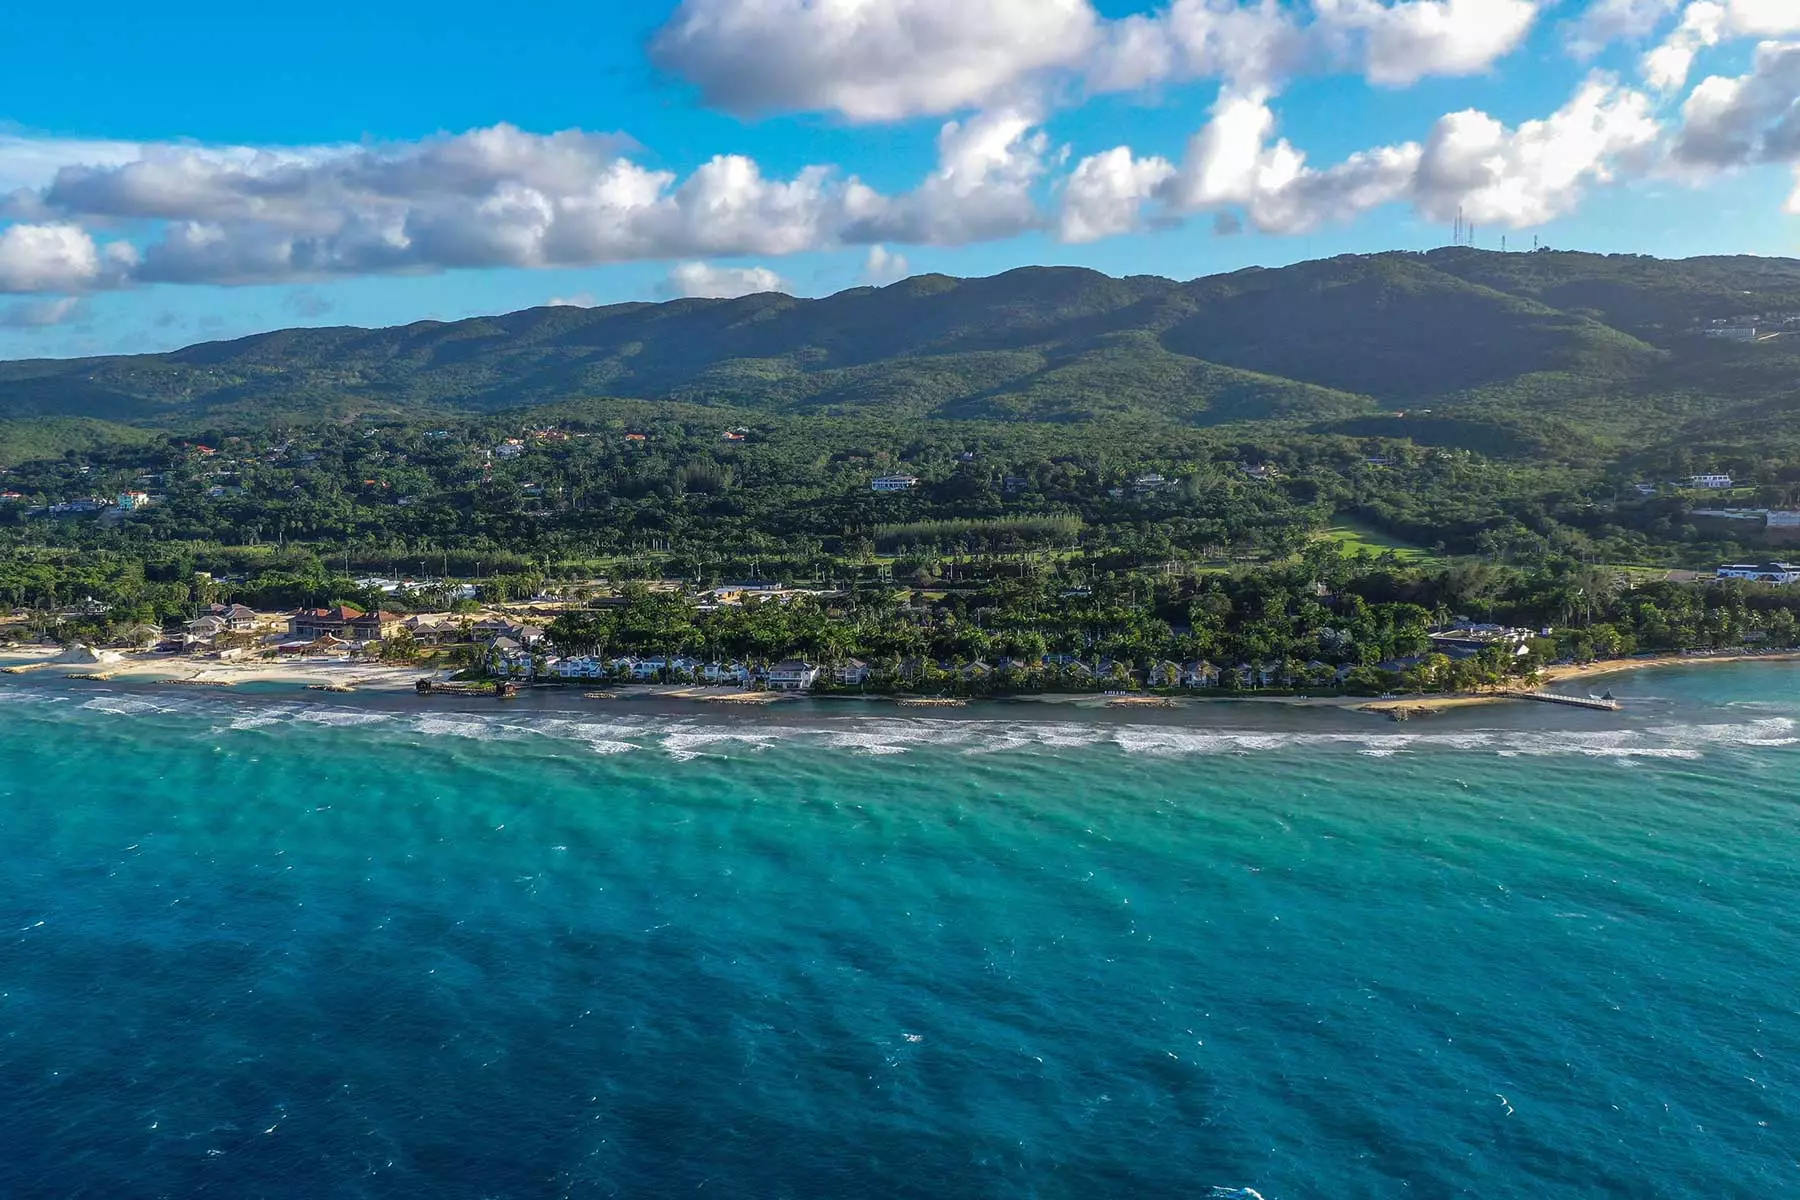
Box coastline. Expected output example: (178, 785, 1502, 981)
(0, 646, 1794, 716)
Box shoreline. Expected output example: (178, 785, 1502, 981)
(0, 646, 1793, 716)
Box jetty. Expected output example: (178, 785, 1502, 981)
(416, 679, 520, 699)
(1504, 689, 1621, 712)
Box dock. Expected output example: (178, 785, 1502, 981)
(416, 679, 519, 699)
(1505, 690, 1621, 711)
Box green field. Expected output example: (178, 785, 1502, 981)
(1320, 518, 1437, 562)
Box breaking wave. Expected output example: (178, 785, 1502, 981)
(6, 681, 1797, 764)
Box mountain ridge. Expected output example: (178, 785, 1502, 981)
(5, 249, 1799, 458)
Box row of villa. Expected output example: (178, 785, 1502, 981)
(485, 652, 1428, 692)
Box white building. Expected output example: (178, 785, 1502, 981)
(551, 656, 609, 679)
(871, 475, 920, 493)
(1704, 326, 1758, 342)
(493, 440, 526, 459)
(767, 660, 820, 690)
(833, 659, 871, 686)
(1718, 563, 1800, 585)
(702, 662, 750, 685)
(1690, 474, 1734, 489)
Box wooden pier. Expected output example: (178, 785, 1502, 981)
(1504, 690, 1621, 712)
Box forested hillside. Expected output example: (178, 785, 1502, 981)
(3, 249, 1799, 465)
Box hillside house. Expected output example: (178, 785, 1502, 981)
(1718, 562, 1800, 585)
(1690, 474, 1734, 489)
(871, 475, 920, 493)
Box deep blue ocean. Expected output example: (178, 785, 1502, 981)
(2, 665, 1797, 1198)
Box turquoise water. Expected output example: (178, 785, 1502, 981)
(2, 667, 1797, 1198)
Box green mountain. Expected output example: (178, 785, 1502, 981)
(2, 248, 1796, 458)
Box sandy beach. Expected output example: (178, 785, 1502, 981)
(0, 645, 1794, 709)
(0, 647, 441, 693)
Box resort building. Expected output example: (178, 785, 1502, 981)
(833, 660, 871, 686)
(1690, 474, 1735, 489)
(1717, 563, 1800, 585)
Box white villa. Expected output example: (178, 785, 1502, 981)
(767, 660, 820, 690)
(1718, 563, 1800, 585)
(871, 475, 921, 493)
(1690, 474, 1735, 489)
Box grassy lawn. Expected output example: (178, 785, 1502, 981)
(1320, 518, 1437, 562)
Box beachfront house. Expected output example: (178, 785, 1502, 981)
(204, 603, 259, 632)
(1717, 562, 1800, 585)
(551, 656, 608, 679)
(833, 659, 871, 686)
(767, 660, 820, 691)
(290, 606, 364, 639)
(403, 615, 457, 645)
(703, 661, 751, 685)
(1181, 661, 1221, 689)
(349, 611, 405, 643)
(183, 616, 229, 648)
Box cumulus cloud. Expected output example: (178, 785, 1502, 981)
(0, 295, 86, 328)
(0, 222, 136, 292)
(1313, 0, 1541, 88)
(1059, 146, 1179, 242)
(546, 291, 599, 307)
(1672, 40, 1800, 167)
(651, 0, 1098, 121)
(1056, 74, 1659, 239)
(843, 107, 1054, 245)
(652, 0, 1544, 123)
(1566, 0, 1682, 58)
(1641, 1, 1800, 90)
(664, 261, 787, 299)
(1414, 77, 1661, 224)
(862, 245, 910, 284)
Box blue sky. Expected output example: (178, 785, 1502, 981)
(1, 0, 1798, 359)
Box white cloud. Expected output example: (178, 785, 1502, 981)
(0, 295, 86, 328)
(664, 261, 787, 299)
(1566, 0, 1681, 58)
(1640, 0, 1800, 91)
(1088, 0, 1308, 96)
(650, 0, 1544, 124)
(1414, 76, 1661, 225)
(651, 0, 1098, 121)
(1314, 0, 1541, 88)
(0, 115, 1074, 293)
(546, 291, 599, 307)
(843, 106, 1054, 244)
(1059, 146, 1178, 242)
(1672, 40, 1800, 167)
(0, 222, 136, 292)
(862, 245, 910, 283)
(1056, 73, 1660, 240)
